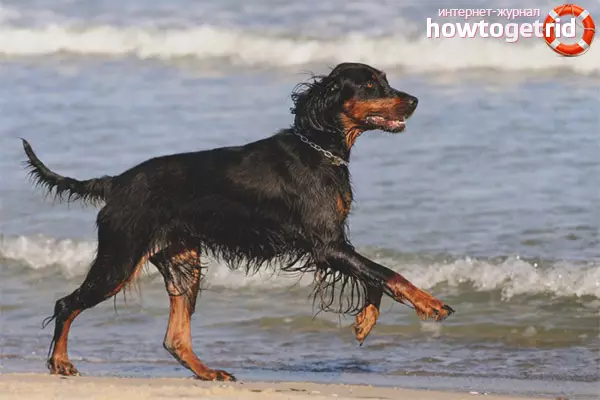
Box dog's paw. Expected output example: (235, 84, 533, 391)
(196, 369, 237, 382)
(48, 358, 80, 376)
(214, 370, 237, 382)
(353, 304, 379, 345)
(413, 296, 455, 322)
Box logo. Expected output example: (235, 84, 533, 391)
(429, 5, 596, 56)
(543, 4, 595, 56)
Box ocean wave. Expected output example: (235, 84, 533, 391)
(1, 235, 598, 299)
(0, 4, 19, 24)
(0, 23, 598, 73)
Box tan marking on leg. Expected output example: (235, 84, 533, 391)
(171, 249, 199, 264)
(162, 250, 235, 381)
(353, 304, 379, 345)
(48, 250, 156, 376)
(106, 253, 152, 298)
(387, 275, 454, 321)
(353, 285, 382, 345)
(48, 309, 82, 376)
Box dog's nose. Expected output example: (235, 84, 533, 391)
(405, 96, 418, 113)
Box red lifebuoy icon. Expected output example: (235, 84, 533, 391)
(543, 4, 596, 56)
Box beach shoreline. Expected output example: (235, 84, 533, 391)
(0, 373, 554, 400)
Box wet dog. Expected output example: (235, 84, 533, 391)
(23, 62, 454, 381)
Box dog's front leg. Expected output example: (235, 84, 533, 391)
(325, 244, 454, 322)
(353, 285, 382, 345)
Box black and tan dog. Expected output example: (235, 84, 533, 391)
(23, 62, 454, 382)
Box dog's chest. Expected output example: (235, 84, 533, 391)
(335, 190, 353, 221)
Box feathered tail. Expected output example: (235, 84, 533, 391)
(22, 139, 113, 205)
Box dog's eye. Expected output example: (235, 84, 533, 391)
(365, 81, 374, 89)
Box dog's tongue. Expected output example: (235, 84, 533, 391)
(367, 116, 405, 129)
(385, 120, 405, 129)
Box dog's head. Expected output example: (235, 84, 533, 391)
(291, 62, 418, 148)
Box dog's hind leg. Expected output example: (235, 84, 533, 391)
(353, 285, 382, 345)
(150, 248, 236, 382)
(46, 221, 150, 376)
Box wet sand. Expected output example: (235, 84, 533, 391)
(0, 374, 549, 400)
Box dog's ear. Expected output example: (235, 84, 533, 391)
(290, 74, 347, 131)
(320, 76, 345, 108)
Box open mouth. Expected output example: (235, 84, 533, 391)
(365, 115, 407, 133)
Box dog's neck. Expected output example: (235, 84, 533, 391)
(293, 118, 363, 162)
(293, 124, 351, 161)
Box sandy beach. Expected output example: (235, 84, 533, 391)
(0, 374, 551, 400)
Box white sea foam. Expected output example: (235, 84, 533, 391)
(0, 22, 598, 73)
(0, 235, 97, 278)
(381, 255, 600, 300)
(1, 235, 598, 299)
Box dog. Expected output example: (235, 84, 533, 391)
(22, 62, 454, 382)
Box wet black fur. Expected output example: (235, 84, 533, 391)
(24, 63, 419, 332)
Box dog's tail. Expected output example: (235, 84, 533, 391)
(22, 139, 113, 205)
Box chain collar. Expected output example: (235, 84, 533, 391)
(292, 128, 348, 167)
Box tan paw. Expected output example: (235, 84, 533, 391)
(353, 304, 379, 345)
(413, 296, 455, 321)
(196, 369, 237, 382)
(48, 358, 80, 376)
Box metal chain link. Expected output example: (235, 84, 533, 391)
(292, 129, 348, 167)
